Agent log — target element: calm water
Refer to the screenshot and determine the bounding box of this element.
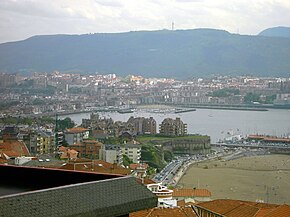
[62,108,290,142]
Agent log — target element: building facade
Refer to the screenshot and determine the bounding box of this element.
[121,144,141,163]
[99,144,123,165]
[64,127,89,146]
[159,117,187,136]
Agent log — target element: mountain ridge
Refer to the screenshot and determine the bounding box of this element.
[259,26,290,38]
[0,28,290,79]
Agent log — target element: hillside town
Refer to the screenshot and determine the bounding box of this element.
[1,73,290,217]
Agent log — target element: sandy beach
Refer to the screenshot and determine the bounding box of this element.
[178,154,290,204]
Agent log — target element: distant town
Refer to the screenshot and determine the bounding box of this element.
[1,72,290,117]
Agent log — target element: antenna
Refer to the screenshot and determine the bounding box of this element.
[172,22,175,31]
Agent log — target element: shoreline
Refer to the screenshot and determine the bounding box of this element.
[12,103,290,118]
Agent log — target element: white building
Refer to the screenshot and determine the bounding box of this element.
[15,156,35,165]
[99,144,123,165]
[147,183,177,208]
[121,144,141,163]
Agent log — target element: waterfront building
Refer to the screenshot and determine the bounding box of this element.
[159,117,187,136]
[127,116,157,135]
[274,93,290,107]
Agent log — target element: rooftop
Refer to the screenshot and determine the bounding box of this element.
[195,199,288,217]
[0,164,157,217]
[173,188,212,197]
[65,127,89,134]
[130,206,198,217]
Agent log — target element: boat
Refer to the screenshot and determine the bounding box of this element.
[118,109,134,114]
[174,108,196,114]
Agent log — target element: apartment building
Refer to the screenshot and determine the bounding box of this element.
[127,116,157,135]
[121,144,141,163]
[64,127,89,146]
[99,144,123,165]
[159,117,187,136]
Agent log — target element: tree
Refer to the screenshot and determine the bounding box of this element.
[244,92,260,103]
[58,117,75,131]
[123,154,133,167]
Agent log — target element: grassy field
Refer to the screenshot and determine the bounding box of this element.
[179,154,290,204]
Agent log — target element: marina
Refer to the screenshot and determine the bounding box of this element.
[63,108,290,143]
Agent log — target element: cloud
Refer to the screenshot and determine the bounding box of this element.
[176,0,204,2]
[0,0,290,43]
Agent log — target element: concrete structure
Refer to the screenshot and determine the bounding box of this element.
[99,144,123,165]
[159,117,187,136]
[64,127,89,146]
[147,183,177,208]
[14,156,36,165]
[121,144,141,163]
[162,136,211,155]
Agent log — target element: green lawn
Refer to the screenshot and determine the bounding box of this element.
[136,134,209,143]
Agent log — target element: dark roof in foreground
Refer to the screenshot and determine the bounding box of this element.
[0,165,157,217]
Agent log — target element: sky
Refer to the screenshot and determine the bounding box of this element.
[0,0,290,43]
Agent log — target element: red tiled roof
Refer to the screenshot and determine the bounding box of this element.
[225,203,259,217]
[0,140,30,157]
[66,127,89,133]
[196,199,281,217]
[255,208,277,217]
[59,160,131,175]
[130,163,149,170]
[173,188,212,197]
[247,135,290,142]
[93,160,113,169]
[130,207,198,217]
[136,178,156,185]
[58,146,67,151]
[0,158,8,164]
[1,150,20,158]
[177,200,186,207]
[68,149,78,154]
[262,204,290,217]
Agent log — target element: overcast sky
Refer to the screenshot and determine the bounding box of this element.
[0,0,290,43]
